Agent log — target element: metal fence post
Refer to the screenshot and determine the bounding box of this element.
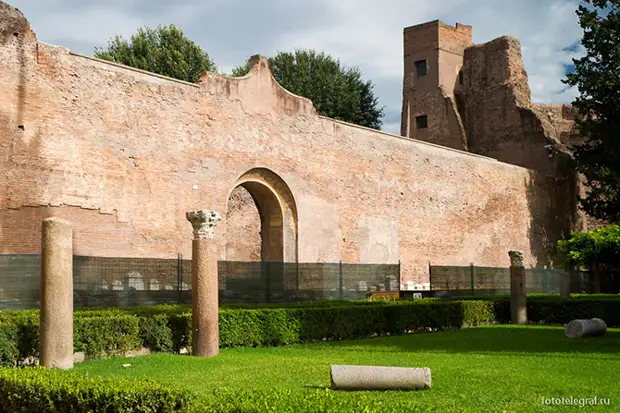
[470,262,475,295]
[266,261,271,303]
[177,253,183,304]
[428,261,432,291]
[339,261,343,300]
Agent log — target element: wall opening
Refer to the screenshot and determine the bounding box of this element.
[415,115,428,129]
[225,168,298,263]
[415,60,427,77]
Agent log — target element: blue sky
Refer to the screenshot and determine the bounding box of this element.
[9,0,584,134]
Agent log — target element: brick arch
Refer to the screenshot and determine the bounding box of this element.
[225,168,298,263]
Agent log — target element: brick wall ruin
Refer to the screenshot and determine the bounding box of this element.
[0,3,582,284]
[402,21,583,182]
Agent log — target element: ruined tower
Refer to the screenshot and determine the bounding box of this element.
[400,19,587,237]
[400,20,472,150]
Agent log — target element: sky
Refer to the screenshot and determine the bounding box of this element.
[9,0,585,134]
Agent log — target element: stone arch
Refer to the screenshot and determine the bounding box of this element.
[225,168,298,263]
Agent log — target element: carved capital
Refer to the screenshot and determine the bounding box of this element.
[508,250,525,267]
[186,210,221,239]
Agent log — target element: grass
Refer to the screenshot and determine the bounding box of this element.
[70,325,620,412]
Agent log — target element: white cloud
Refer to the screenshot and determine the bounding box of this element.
[31,8,145,46]
[9,0,584,136]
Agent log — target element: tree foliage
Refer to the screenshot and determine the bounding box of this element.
[232,50,384,129]
[94,25,216,83]
[557,224,620,270]
[557,224,620,292]
[563,0,620,222]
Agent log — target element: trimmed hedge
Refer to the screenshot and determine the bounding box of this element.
[444,295,620,326]
[0,315,142,365]
[168,300,495,351]
[0,367,205,413]
[0,300,493,362]
[0,368,443,413]
[0,296,618,365]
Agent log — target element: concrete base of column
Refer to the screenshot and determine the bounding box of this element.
[191,238,219,357]
[40,217,74,370]
[330,365,431,390]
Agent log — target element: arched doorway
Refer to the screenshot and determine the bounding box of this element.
[225,168,298,263]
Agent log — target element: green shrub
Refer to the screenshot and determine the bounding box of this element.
[220,309,300,347]
[74,315,141,358]
[0,367,205,412]
[443,295,620,326]
[169,312,192,352]
[0,324,19,367]
[139,314,174,353]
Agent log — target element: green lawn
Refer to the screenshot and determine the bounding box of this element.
[72,325,620,412]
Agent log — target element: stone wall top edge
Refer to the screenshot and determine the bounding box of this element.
[319,116,558,177]
[404,20,471,33]
[67,52,315,114]
[68,51,201,88]
[404,20,440,32]
[464,35,521,53]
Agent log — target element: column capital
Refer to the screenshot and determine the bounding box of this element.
[186,210,221,239]
[508,250,525,267]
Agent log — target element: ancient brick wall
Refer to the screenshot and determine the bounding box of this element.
[225,186,261,262]
[460,37,571,177]
[0,4,578,283]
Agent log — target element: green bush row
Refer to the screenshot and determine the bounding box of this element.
[0,296,617,366]
[166,300,495,351]
[0,300,493,363]
[0,315,143,366]
[442,295,620,326]
[0,367,205,413]
[0,367,443,413]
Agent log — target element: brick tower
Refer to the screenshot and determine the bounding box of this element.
[400,21,472,150]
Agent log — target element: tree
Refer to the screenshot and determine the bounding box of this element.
[94,25,216,83]
[557,224,620,292]
[563,0,620,223]
[232,50,384,129]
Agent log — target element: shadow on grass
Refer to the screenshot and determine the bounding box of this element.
[311,326,620,355]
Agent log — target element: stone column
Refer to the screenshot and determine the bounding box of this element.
[186,210,221,357]
[40,217,74,369]
[509,250,527,325]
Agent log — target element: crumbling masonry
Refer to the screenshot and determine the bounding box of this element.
[0,2,584,285]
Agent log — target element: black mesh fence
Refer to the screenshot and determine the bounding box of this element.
[0,255,40,309]
[428,263,615,296]
[219,261,400,303]
[0,254,400,309]
[73,255,188,308]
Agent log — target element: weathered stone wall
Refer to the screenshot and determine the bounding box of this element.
[459,37,578,178]
[531,104,581,147]
[0,4,577,283]
[225,186,261,262]
[457,36,585,232]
